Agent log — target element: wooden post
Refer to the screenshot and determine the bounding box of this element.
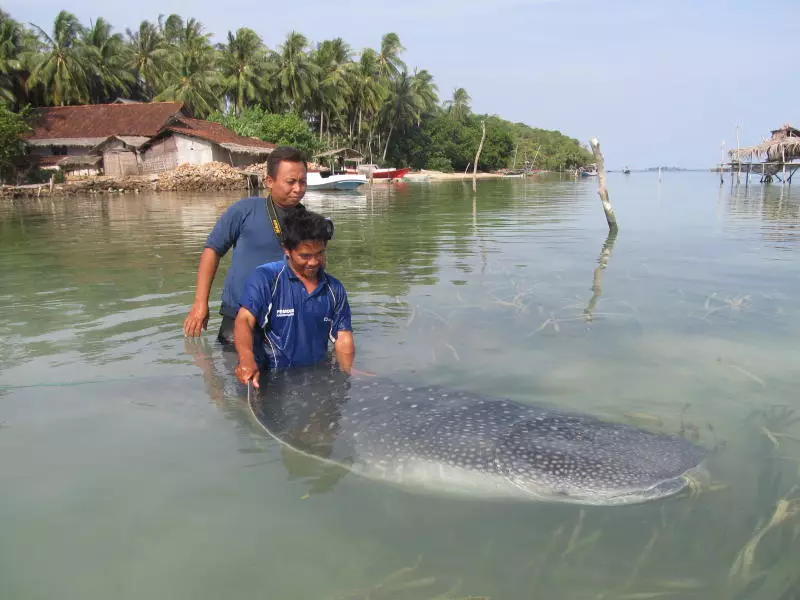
[589,138,618,231]
[735,124,741,185]
[472,120,486,193]
[782,146,787,185]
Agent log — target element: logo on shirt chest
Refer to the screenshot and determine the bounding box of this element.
[276,308,295,318]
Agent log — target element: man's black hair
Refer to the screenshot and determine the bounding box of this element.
[281,209,333,250]
[266,146,307,178]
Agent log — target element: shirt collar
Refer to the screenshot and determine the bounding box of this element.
[284,260,328,285]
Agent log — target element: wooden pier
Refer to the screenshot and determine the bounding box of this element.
[725,124,800,184]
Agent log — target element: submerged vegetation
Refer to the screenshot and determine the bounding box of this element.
[0,8,592,171]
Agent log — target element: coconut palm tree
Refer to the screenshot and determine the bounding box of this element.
[347,48,384,151]
[445,87,471,121]
[275,31,319,114]
[27,10,90,106]
[154,18,221,117]
[376,32,405,80]
[380,70,425,161]
[126,20,168,100]
[157,14,184,46]
[310,37,353,142]
[0,13,23,106]
[82,18,134,103]
[410,68,438,123]
[217,27,269,115]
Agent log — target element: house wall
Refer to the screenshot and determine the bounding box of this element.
[141,136,179,174]
[101,140,139,177]
[140,134,269,173]
[174,134,214,165]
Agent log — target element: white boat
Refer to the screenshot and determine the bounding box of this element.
[306,171,367,190]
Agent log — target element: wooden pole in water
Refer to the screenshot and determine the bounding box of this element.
[782,146,787,185]
[472,120,486,193]
[589,138,618,232]
[720,141,726,185]
[735,124,741,185]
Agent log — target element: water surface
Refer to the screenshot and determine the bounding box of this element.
[1,173,799,599]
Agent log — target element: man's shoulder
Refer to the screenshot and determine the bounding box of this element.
[255,259,288,278]
[323,273,349,296]
[244,261,287,300]
[226,196,264,216]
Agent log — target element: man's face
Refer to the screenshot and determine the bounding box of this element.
[267,160,307,207]
[286,240,327,279]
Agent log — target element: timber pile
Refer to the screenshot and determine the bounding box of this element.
[157,162,247,191]
[242,160,267,173]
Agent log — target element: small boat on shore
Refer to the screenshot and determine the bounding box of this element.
[307,171,367,191]
[579,164,599,177]
[371,167,410,179]
[350,165,411,180]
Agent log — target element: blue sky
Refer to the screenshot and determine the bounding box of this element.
[6,0,798,168]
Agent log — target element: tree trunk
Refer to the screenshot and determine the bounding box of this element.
[589,137,618,231]
[319,112,324,142]
[382,122,394,163]
[472,119,486,193]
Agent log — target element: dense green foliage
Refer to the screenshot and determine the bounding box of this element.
[207,108,317,156]
[0,105,30,181]
[0,8,592,171]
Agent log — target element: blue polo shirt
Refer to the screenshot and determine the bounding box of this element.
[204,197,301,318]
[239,260,353,369]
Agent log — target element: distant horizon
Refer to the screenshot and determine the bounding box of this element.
[2,0,798,169]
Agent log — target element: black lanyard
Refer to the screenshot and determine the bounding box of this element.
[265,195,282,238]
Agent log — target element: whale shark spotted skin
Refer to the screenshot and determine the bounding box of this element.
[249,367,707,506]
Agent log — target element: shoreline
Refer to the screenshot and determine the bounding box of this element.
[414,170,504,181]
[1,165,509,199]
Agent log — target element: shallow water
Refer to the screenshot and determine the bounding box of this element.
[1,173,799,599]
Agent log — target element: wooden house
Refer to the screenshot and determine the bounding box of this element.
[25,101,276,177]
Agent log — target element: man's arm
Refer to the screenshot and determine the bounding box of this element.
[183,247,221,337]
[333,330,355,374]
[234,307,261,387]
[183,201,247,337]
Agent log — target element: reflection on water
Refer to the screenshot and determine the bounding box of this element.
[726,183,800,251]
[1,174,799,599]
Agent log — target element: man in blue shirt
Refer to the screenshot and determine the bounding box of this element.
[233,209,356,388]
[183,146,333,346]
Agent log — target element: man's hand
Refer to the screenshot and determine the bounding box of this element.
[235,357,261,388]
[234,307,259,387]
[183,301,209,337]
[184,247,221,337]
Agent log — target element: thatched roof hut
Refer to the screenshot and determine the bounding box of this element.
[730,123,800,163]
